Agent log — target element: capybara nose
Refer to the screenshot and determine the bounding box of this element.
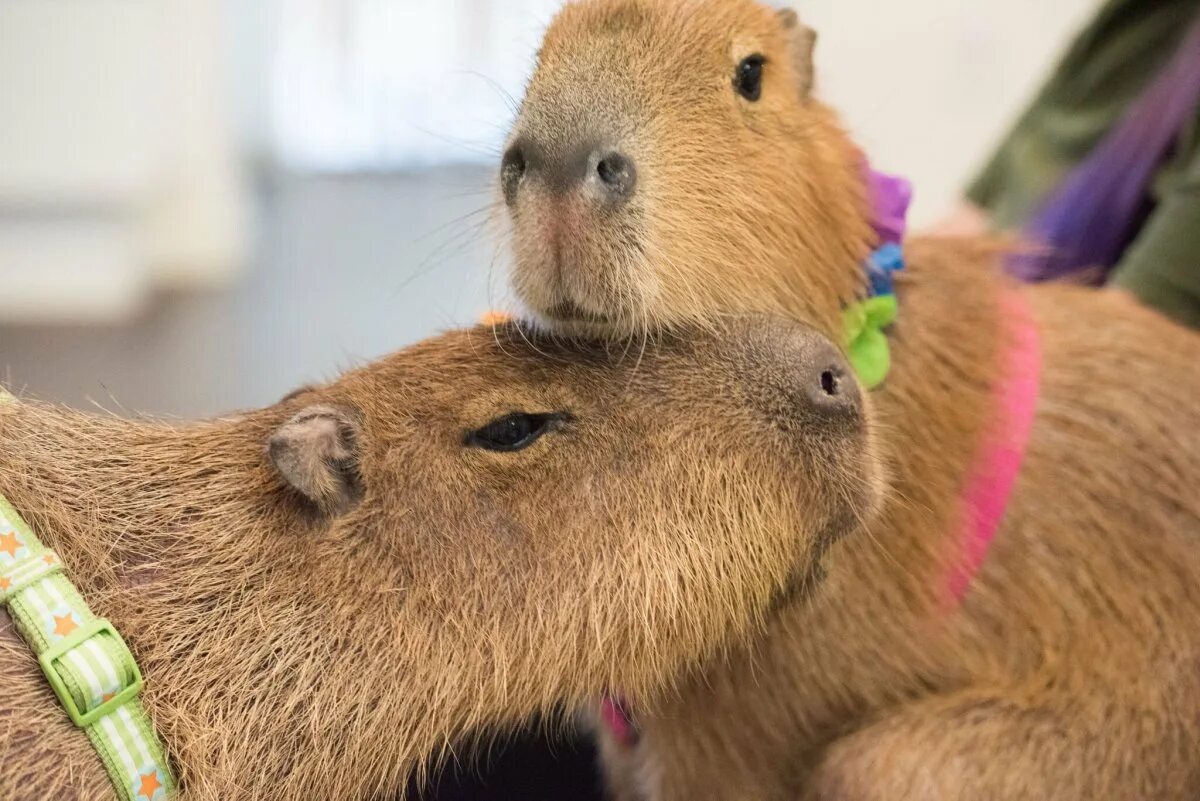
[804,344,862,420]
[586,149,637,201]
[502,136,637,205]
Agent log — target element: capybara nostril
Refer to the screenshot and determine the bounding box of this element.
[589,150,637,200]
[501,141,528,205]
[820,368,840,396]
[807,352,860,418]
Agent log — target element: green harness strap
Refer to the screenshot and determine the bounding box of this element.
[0,394,175,800]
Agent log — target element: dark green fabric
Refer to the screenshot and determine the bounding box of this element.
[964,0,1200,328]
[1111,132,1200,327]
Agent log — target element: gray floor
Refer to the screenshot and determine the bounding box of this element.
[0,167,505,417]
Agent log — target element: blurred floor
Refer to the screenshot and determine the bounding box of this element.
[0,167,504,416]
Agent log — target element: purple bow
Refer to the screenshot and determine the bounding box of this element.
[868,168,913,246]
[868,167,912,245]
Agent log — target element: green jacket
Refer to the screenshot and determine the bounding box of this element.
[966,0,1200,328]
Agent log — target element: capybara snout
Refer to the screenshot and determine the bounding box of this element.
[730,325,864,439]
[798,338,860,420]
[502,136,637,205]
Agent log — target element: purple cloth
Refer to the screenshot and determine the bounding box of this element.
[1013,13,1200,283]
[868,168,914,245]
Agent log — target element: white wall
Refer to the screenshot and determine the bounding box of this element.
[801,0,1102,224]
[270,0,563,169]
[0,0,248,323]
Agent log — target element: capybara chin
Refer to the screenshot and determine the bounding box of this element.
[0,318,879,801]
[505,1,1200,799]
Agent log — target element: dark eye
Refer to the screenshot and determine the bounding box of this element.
[734,54,766,101]
[465,412,566,452]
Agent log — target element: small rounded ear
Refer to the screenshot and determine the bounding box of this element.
[278,383,319,403]
[268,405,363,515]
[777,8,817,97]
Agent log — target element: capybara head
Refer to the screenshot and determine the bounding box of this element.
[253,318,881,793]
[0,318,879,798]
[269,319,878,704]
[502,0,871,340]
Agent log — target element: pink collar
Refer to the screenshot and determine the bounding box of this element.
[599,695,639,748]
[943,289,1041,606]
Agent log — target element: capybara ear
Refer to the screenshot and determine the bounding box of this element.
[268,405,363,515]
[777,8,817,97]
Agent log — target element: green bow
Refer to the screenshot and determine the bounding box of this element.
[842,294,898,390]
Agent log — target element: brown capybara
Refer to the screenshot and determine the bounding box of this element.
[501,1,1200,799]
[0,318,879,801]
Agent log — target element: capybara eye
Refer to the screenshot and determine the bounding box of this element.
[465,412,566,452]
[734,54,766,101]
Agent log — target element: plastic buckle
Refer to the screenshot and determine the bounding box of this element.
[39,618,143,728]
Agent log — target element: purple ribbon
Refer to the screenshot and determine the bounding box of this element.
[868,168,913,246]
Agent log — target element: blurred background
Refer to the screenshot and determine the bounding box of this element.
[0,0,1102,796]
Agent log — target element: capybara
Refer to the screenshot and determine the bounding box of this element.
[0,319,879,800]
[501,1,1200,798]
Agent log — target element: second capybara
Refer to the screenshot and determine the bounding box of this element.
[501,1,1200,798]
[0,318,878,800]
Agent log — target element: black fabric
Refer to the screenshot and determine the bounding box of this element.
[412,730,604,801]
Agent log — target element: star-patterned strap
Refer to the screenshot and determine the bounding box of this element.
[0,493,175,800]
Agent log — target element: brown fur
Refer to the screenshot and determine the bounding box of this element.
[0,319,880,800]
[503,1,1200,798]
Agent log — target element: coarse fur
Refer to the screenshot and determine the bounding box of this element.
[502,1,1200,798]
[0,319,880,800]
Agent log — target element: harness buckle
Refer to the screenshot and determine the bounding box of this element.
[39,618,144,728]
